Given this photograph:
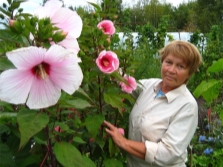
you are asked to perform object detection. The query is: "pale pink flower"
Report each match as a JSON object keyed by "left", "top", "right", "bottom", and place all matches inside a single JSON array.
[
  {"left": 97, "top": 20, "right": 115, "bottom": 35},
  {"left": 96, "top": 50, "right": 119, "bottom": 74},
  {"left": 34, "top": 0, "right": 83, "bottom": 53},
  {"left": 0, "top": 45, "right": 83, "bottom": 109},
  {"left": 120, "top": 75, "right": 137, "bottom": 94},
  {"left": 118, "top": 128, "right": 125, "bottom": 135}
]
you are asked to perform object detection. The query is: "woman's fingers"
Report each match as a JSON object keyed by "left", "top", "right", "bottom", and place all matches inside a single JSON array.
[{"left": 103, "top": 120, "right": 115, "bottom": 130}]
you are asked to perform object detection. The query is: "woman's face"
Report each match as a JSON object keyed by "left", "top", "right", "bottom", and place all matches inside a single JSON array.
[{"left": 161, "top": 54, "right": 190, "bottom": 93}]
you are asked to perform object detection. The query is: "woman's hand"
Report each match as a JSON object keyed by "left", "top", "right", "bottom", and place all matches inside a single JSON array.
[
  {"left": 103, "top": 120, "right": 146, "bottom": 159},
  {"left": 103, "top": 120, "right": 127, "bottom": 148}
]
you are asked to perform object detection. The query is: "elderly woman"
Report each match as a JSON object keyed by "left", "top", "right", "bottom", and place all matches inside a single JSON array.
[{"left": 104, "top": 40, "right": 203, "bottom": 167}]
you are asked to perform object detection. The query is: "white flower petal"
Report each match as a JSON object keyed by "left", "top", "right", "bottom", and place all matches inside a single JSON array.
[
  {"left": 44, "top": 44, "right": 81, "bottom": 64},
  {"left": 6, "top": 47, "right": 46, "bottom": 70},
  {"left": 26, "top": 77, "right": 61, "bottom": 109},
  {"left": 58, "top": 35, "right": 81, "bottom": 56},
  {"left": 0, "top": 69, "right": 33, "bottom": 104},
  {"left": 50, "top": 63, "right": 83, "bottom": 94},
  {"left": 34, "top": 0, "right": 62, "bottom": 19},
  {"left": 52, "top": 8, "right": 83, "bottom": 38}
]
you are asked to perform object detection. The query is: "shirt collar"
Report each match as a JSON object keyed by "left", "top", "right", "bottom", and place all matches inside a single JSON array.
[{"left": 153, "top": 80, "right": 187, "bottom": 103}]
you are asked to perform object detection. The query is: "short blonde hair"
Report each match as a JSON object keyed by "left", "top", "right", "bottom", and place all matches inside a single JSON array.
[{"left": 159, "top": 40, "right": 203, "bottom": 76}]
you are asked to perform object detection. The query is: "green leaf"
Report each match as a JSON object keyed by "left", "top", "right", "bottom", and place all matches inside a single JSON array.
[
  {"left": 87, "top": 2, "right": 101, "bottom": 12},
  {"left": 0, "top": 112, "right": 17, "bottom": 118},
  {"left": 0, "top": 57, "right": 15, "bottom": 70},
  {"left": 73, "top": 136, "right": 86, "bottom": 144},
  {"left": 75, "top": 87, "right": 94, "bottom": 104},
  {"left": 0, "top": 124, "right": 9, "bottom": 135},
  {"left": 17, "top": 109, "right": 49, "bottom": 149},
  {"left": 0, "top": 143, "right": 15, "bottom": 167},
  {"left": 54, "top": 141, "right": 83, "bottom": 167},
  {"left": 104, "top": 93, "right": 123, "bottom": 114},
  {"left": 207, "top": 59, "right": 223, "bottom": 73},
  {"left": 104, "top": 158, "right": 123, "bottom": 167},
  {"left": 82, "top": 155, "right": 96, "bottom": 167},
  {"left": 193, "top": 80, "right": 222, "bottom": 103},
  {"left": 59, "top": 98, "right": 92, "bottom": 109},
  {"left": 109, "top": 137, "right": 116, "bottom": 157},
  {"left": 119, "top": 93, "right": 135, "bottom": 103},
  {"left": 95, "top": 136, "right": 105, "bottom": 150},
  {"left": 0, "top": 29, "right": 24, "bottom": 43},
  {"left": 220, "top": 110, "right": 223, "bottom": 122},
  {"left": 110, "top": 71, "right": 128, "bottom": 84},
  {"left": 83, "top": 114, "right": 104, "bottom": 138}
]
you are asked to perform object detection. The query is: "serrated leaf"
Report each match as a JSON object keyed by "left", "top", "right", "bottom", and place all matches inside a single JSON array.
[
  {"left": 201, "top": 81, "right": 222, "bottom": 103},
  {"left": 82, "top": 155, "right": 96, "bottom": 167},
  {"left": 54, "top": 141, "right": 83, "bottom": 167},
  {"left": 207, "top": 59, "right": 223, "bottom": 73},
  {"left": 103, "top": 93, "right": 123, "bottom": 114},
  {"left": 193, "top": 79, "right": 222, "bottom": 99},
  {"left": 17, "top": 109, "right": 49, "bottom": 149},
  {"left": 83, "top": 114, "right": 104, "bottom": 138}
]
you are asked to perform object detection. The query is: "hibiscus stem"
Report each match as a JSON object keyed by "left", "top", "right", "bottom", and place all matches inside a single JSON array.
[
  {"left": 98, "top": 76, "right": 103, "bottom": 113},
  {"left": 46, "top": 125, "right": 55, "bottom": 166}
]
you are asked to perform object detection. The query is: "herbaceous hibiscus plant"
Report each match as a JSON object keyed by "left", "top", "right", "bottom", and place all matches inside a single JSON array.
[{"left": 0, "top": 0, "right": 137, "bottom": 167}]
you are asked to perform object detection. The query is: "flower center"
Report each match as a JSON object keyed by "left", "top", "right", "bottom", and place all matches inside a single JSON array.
[
  {"left": 32, "top": 62, "right": 50, "bottom": 79},
  {"left": 102, "top": 60, "right": 109, "bottom": 67}
]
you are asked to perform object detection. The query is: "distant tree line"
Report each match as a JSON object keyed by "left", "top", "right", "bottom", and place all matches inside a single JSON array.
[{"left": 72, "top": 0, "right": 223, "bottom": 37}]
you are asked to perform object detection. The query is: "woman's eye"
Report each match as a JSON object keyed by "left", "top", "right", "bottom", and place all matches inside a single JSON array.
[{"left": 178, "top": 65, "right": 184, "bottom": 69}]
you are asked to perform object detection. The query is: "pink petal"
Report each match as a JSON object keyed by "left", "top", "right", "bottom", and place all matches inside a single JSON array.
[
  {"left": 6, "top": 47, "right": 46, "bottom": 70},
  {"left": 26, "top": 76, "right": 61, "bottom": 109},
  {"left": 96, "top": 50, "right": 119, "bottom": 74},
  {"left": 58, "top": 35, "right": 80, "bottom": 55},
  {"left": 97, "top": 20, "right": 115, "bottom": 35},
  {"left": 0, "top": 69, "right": 34, "bottom": 104},
  {"left": 44, "top": 45, "right": 83, "bottom": 94},
  {"left": 52, "top": 8, "right": 83, "bottom": 38},
  {"left": 44, "top": 45, "right": 80, "bottom": 65},
  {"left": 118, "top": 128, "right": 125, "bottom": 135},
  {"left": 50, "top": 63, "right": 83, "bottom": 94},
  {"left": 120, "top": 75, "right": 137, "bottom": 94}
]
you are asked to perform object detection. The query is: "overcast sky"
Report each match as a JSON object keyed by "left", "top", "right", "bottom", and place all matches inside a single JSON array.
[{"left": 2, "top": 0, "right": 187, "bottom": 14}]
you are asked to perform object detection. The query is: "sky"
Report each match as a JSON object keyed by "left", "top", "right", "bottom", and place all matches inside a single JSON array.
[{"left": 1, "top": 0, "right": 186, "bottom": 14}]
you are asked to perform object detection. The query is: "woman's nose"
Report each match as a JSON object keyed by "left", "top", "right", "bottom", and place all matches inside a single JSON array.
[{"left": 168, "top": 65, "right": 176, "bottom": 73}]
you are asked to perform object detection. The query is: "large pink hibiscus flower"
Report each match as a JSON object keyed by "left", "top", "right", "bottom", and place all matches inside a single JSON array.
[
  {"left": 0, "top": 45, "right": 83, "bottom": 109},
  {"left": 34, "top": 0, "right": 83, "bottom": 53}
]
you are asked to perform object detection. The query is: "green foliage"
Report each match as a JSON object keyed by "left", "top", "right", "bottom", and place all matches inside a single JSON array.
[{"left": 53, "top": 141, "right": 83, "bottom": 167}]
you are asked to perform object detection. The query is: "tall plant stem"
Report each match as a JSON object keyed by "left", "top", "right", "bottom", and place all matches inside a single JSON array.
[
  {"left": 98, "top": 76, "right": 103, "bottom": 113},
  {"left": 46, "top": 125, "right": 55, "bottom": 167},
  {"left": 40, "top": 152, "right": 49, "bottom": 167}
]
